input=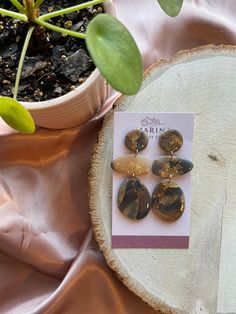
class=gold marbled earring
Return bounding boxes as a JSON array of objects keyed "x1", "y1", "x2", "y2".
[
  {"x1": 151, "y1": 129, "x2": 193, "y2": 222},
  {"x1": 111, "y1": 129, "x2": 152, "y2": 220}
]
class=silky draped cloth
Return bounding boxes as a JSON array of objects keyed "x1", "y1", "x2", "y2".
[{"x1": 1, "y1": 1, "x2": 236, "y2": 313}]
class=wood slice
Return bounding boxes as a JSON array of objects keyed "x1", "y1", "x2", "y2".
[{"x1": 89, "y1": 45, "x2": 236, "y2": 313}]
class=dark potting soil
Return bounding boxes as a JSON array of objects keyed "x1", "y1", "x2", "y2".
[{"x1": 0, "y1": 0, "x2": 103, "y2": 102}]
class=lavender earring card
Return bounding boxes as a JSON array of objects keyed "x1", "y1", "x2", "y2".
[{"x1": 112, "y1": 112, "x2": 195, "y2": 249}]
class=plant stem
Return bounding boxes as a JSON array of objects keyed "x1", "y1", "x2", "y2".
[
  {"x1": 0, "y1": 8, "x2": 27, "y2": 21},
  {"x1": 39, "y1": 0, "x2": 106, "y2": 21},
  {"x1": 13, "y1": 26, "x2": 35, "y2": 99},
  {"x1": 24, "y1": 0, "x2": 36, "y2": 22},
  {"x1": 34, "y1": 0, "x2": 45, "y2": 8},
  {"x1": 34, "y1": 18, "x2": 86, "y2": 39},
  {"x1": 9, "y1": 0, "x2": 25, "y2": 13}
]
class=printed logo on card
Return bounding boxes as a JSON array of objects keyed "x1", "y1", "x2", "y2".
[{"x1": 140, "y1": 116, "x2": 167, "y2": 138}]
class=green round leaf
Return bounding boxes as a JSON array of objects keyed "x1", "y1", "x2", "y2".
[
  {"x1": 157, "y1": 0, "x2": 183, "y2": 17},
  {"x1": 0, "y1": 97, "x2": 35, "y2": 133},
  {"x1": 86, "y1": 14, "x2": 142, "y2": 95}
]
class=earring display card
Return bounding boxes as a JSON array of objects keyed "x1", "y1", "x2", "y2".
[{"x1": 112, "y1": 112, "x2": 195, "y2": 249}]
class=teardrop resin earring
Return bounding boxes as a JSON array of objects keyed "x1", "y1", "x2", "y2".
[
  {"x1": 151, "y1": 129, "x2": 193, "y2": 222},
  {"x1": 111, "y1": 129, "x2": 151, "y2": 220}
]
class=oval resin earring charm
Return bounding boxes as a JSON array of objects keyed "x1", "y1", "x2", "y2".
[
  {"x1": 112, "y1": 129, "x2": 151, "y2": 220},
  {"x1": 152, "y1": 156, "x2": 193, "y2": 178},
  {"x1": 159, "y1": 129, "x2": 183, "y2": 153},
  {"x1": 111, "y1": 155, "x2": 152, "y2": 176},
  {"x1": 125, "y1": 129, "x2": 149, "y2": 153},
  {"x1": 118, "y1": 177, "x2": 150, "y2": 220},
  {"x1": 151, "y1": 180, "x2": 185, "y2": 222}
]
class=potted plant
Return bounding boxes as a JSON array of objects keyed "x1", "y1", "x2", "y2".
[{"x1": 0, "y1": 0, "x2": 183, "y2": 133}]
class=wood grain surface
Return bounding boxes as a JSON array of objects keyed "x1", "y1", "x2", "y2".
[{"x1": 89, "y1": 45, "x2": 236, "y2": 314}]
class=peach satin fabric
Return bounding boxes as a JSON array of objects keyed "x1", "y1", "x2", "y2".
[{"x1": 1, "y1": 1, "x2": 236, "y2": 313}]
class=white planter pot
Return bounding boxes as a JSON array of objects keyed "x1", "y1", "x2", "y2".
[{"x1": 22, "y1": 1, "x2": 114, "y2": 129}]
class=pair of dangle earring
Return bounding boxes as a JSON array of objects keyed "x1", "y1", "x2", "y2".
[{"x1": 111, "y1": 129, "x2": 193, "y2": 222}]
